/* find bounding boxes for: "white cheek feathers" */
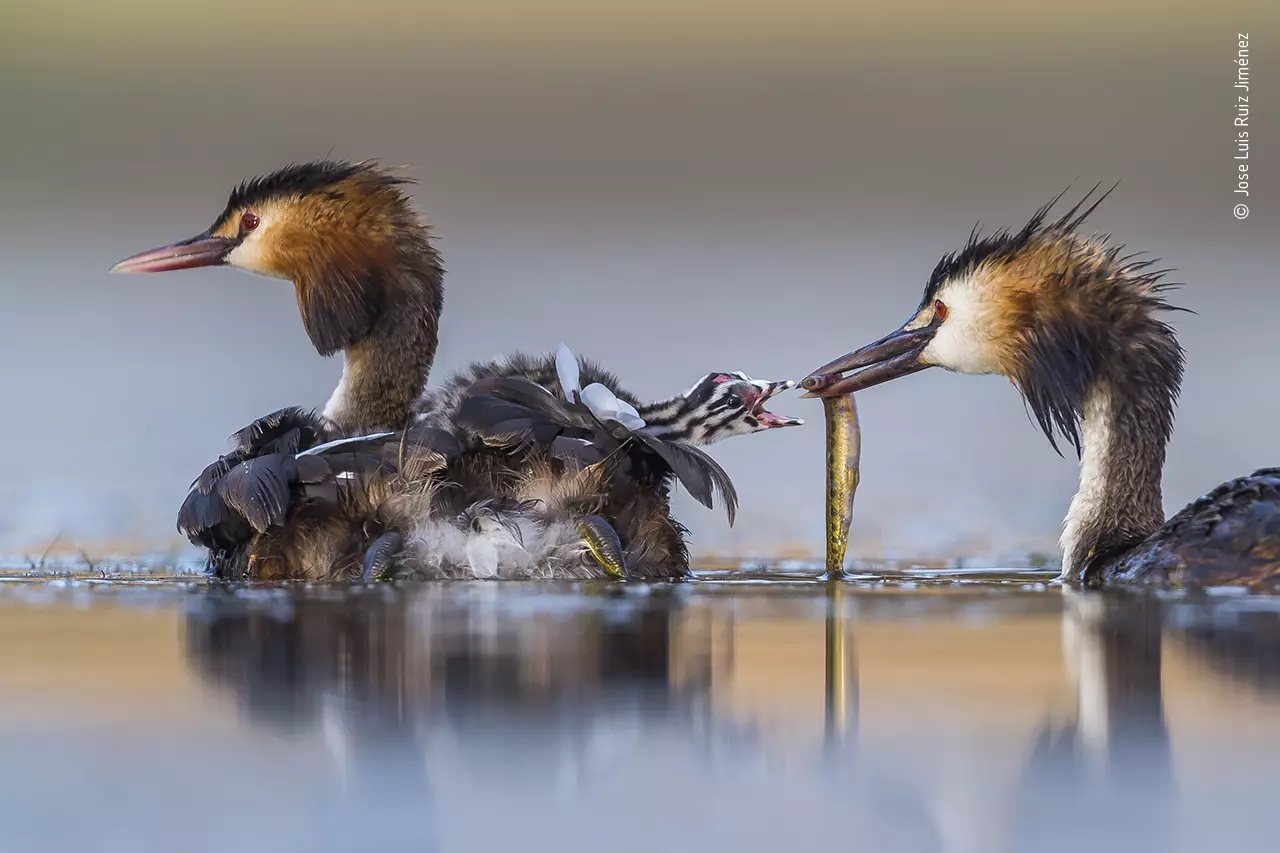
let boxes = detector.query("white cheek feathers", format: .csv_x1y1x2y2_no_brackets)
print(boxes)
922,322,1001,375
919,275,1004,375
224,213,288,280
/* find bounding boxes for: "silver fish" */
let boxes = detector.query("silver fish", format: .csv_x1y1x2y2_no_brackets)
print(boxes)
823,394,861,578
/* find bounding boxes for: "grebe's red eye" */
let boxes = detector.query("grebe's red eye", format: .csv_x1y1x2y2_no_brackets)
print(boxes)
934,299,949,322
240,212,260,232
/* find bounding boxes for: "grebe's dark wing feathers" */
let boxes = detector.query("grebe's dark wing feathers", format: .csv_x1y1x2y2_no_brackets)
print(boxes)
228,407,328,456
550,435,606,465
459,396,544,431
180,408,477,555
178,488,229,547
460,377,599,429
299,478,341,509
216,453,294,532
291,454,332,483
1101,469,1280,588
394,422,465,477
180,408,334,545
194,457,234,494
633,433,739,526
402,422,465,458
179,409,411,547
455,393,546,447
192,408,329,495
177,488,250,551
698,445,740,527
467,376,571,420
456,376,608,446
458,374,740,523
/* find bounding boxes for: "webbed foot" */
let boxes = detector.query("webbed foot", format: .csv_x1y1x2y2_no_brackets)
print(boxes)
362,531,405,582
578,515,628,580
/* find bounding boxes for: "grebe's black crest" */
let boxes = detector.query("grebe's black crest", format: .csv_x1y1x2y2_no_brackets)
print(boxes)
210,159,413,233
927,183,1185,457
921,181,1121,310
1003,186,1184,458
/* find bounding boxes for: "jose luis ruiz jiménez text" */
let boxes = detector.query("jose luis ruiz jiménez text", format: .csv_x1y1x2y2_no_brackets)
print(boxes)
1234,33,1250,197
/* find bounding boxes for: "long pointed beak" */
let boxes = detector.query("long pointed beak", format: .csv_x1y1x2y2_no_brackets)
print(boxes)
110,233,235,274
750,379,805,427
800,317,941,398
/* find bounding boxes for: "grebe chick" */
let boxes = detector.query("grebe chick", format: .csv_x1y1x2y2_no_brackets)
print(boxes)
191,349,803,581
371,348,802,580
803,185,1279,590
110,160,801,581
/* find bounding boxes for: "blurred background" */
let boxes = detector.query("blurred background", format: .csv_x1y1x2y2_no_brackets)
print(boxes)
1,0,1275,561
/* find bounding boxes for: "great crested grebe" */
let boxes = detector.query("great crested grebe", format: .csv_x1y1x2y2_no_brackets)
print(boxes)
803,186,1280,589
111,160,802,581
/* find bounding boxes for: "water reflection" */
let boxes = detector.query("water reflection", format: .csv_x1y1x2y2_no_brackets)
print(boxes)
1167,597,1280,695
184,585,724,830
179,582,938,850
185,583,867,767
824,580,857,746
178,582,1280,852
1011,591,1174,852
4,577,1280,851
187,584,714,734
1010,589,1280,853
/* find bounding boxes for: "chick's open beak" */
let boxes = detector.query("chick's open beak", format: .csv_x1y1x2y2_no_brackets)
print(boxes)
749,380,805,427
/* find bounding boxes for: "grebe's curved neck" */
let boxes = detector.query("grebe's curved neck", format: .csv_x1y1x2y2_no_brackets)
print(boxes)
321,253,444,434
1060,326,1182,582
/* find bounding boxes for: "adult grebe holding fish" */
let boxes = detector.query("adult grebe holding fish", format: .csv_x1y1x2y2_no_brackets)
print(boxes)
802,186,1280,589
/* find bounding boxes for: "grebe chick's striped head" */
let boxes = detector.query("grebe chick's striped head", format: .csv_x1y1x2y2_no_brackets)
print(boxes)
802,183,1185,453
641,372,805,447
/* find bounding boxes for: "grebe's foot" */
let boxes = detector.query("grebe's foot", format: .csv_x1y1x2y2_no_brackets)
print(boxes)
577,515,628,580
362,531,405,582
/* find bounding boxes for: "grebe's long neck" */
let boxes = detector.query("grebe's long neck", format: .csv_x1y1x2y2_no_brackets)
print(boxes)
1059,326,1182,582
322,257,444,434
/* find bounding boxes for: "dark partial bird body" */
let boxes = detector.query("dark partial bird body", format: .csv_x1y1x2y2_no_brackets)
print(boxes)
1097,468,1280,589
178,407,462,581
803,185,1278,590
114,159,802,582
413,352,719,579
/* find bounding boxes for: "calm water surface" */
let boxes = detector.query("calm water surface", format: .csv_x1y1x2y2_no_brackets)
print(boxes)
2,570,1278,852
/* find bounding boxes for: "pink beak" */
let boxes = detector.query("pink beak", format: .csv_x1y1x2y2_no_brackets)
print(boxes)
110,233,236,274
